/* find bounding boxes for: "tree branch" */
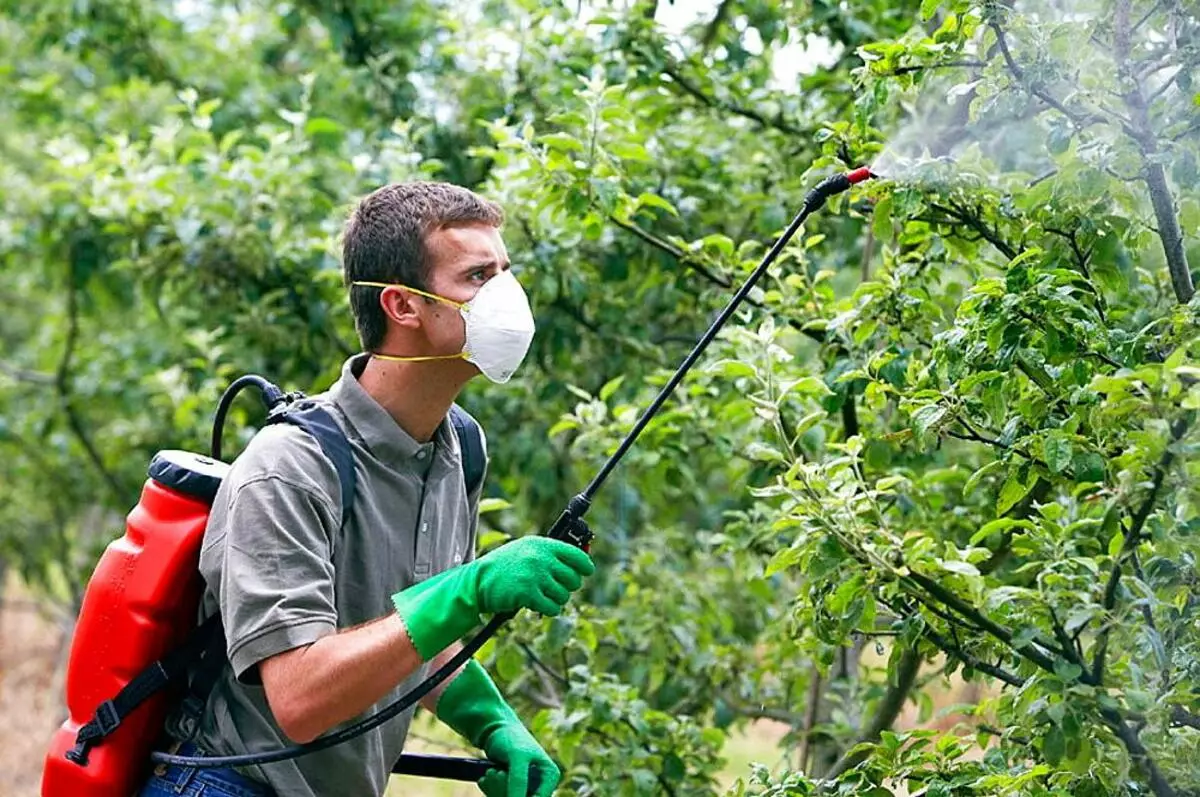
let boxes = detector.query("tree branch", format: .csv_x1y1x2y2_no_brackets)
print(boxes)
607,214,729,288
1112,0,1195,304
0,361,56,385
57,247,125,501
1092,415,1190,684
1042,224,1108,323
1101,707,1181,797
906,570,1066,673
928,202,1018,260
660,61,805,137
700,0,736,50
609,214,829,345
824,645,922,779
886,60,987,75
987,16,1110,131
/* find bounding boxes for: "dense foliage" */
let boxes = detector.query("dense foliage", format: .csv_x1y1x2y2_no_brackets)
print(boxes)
3,1,1198,795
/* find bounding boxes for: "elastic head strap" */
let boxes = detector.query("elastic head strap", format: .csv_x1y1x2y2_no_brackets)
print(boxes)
368,352,469,363
352,281,468,311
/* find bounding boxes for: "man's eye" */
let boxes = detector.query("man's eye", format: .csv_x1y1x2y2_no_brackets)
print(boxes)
469,269,488,281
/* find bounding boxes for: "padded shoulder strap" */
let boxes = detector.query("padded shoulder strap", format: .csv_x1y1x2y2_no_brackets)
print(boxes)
448,404,486,496
266,401,356,528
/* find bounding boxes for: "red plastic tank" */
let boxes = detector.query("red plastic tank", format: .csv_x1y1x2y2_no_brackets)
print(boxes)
42,450,227,797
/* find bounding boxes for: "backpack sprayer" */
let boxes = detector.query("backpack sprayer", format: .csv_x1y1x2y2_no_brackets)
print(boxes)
44,166,873,795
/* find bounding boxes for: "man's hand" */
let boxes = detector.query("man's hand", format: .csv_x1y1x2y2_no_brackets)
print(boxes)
477,722,559,797
433,660,561,797
392,537,594,661
472,536,594,617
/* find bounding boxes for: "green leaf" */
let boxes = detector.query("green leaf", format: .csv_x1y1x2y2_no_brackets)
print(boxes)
303,117,343,137
765,545,802,577
1072,451,1106,483
565,384,593,402
548,418,579,438
709,359,758,379
780,376,833,398
662,753,685,782
1054,660,1083,682
964,460,1004,496
495,643,523,680
539,132,583,152
911,403,948,435
478,498,511,514
1043,726,1066,765
635,192,678,217
997,469,1034,515
608,141,652,161
940,559,980,577
920,0,941,20
969,517,1030,545
700,233,736,257
872,195,894,240
1044,433,1073,474
598,375,625,402
745,442,785,463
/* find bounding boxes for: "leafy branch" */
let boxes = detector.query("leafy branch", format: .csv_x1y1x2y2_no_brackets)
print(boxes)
658,60,806,138
1111,0,1195,304
823,645,921,780
57,245,125,501
1091,415,1191,684
609,214,830,346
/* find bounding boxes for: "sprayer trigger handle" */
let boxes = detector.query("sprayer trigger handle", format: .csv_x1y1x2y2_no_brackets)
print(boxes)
545,509,593,552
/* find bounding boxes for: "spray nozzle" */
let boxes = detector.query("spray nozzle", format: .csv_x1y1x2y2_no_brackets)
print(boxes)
846,166,874,184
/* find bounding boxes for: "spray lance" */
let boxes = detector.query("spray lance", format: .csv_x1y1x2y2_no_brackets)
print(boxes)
150,166,875,787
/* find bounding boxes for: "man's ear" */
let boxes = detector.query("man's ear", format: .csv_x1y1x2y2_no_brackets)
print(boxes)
378,286,423,329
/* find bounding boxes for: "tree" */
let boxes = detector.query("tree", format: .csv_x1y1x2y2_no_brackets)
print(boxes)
1,0,1196,795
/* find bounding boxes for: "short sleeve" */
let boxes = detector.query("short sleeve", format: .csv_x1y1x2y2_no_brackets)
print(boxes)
201,471,341,683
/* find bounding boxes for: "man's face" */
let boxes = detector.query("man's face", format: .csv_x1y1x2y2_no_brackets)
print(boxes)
417,223,511,364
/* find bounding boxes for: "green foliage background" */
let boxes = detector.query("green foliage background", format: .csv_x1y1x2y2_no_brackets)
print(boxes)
2,1,1199,795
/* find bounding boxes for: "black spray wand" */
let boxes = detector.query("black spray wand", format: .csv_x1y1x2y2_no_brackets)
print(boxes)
150,166,875,785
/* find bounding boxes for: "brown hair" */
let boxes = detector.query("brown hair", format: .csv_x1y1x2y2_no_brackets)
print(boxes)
343,181,504,351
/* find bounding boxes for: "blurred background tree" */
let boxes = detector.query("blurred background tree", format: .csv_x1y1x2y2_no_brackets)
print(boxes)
2,0,1197,795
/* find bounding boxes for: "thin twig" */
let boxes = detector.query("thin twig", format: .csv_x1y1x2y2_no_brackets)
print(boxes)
57,249,125,500
660,62,805,137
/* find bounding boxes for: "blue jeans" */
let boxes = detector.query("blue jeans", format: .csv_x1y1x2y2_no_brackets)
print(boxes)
138,740,275,797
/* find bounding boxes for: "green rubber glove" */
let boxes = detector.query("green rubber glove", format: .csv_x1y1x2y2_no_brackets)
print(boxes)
392,536,594,660
436,660,560,797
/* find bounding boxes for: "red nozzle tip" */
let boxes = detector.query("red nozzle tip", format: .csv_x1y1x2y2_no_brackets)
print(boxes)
846,167,874,184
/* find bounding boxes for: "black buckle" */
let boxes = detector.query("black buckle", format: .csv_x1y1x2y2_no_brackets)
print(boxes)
94,699,122,736
267,391,311,423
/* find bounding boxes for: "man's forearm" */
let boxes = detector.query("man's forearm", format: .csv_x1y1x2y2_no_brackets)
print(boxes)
419,641,468,715
262,612,427,743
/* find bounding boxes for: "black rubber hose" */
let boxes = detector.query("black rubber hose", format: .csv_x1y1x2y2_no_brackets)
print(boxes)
210,375,284,461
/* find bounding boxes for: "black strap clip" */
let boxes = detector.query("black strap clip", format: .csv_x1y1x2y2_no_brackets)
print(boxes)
65,699,121,765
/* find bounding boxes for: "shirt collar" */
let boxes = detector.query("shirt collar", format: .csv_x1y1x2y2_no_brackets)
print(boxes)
329,354,450,467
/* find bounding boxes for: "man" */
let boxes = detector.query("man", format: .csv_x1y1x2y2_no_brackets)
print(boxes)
141,182,594,797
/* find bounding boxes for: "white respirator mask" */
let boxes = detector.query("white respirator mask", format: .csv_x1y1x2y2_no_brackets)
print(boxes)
353,269,536,383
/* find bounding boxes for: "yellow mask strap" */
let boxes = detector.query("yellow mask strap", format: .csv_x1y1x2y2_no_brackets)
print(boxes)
368,352,468,363
352,281,468,311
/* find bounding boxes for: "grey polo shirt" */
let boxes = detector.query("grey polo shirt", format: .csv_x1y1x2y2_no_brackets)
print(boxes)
169,354,484,797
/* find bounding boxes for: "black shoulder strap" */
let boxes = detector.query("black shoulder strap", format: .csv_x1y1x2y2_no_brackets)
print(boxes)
266,400,357,528
449,404,486,496
67,614,223,765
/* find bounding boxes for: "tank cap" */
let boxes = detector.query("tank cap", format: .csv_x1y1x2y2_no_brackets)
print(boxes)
148,450,230,503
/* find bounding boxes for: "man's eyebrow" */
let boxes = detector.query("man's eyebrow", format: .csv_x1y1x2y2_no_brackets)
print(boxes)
461,258,510,272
